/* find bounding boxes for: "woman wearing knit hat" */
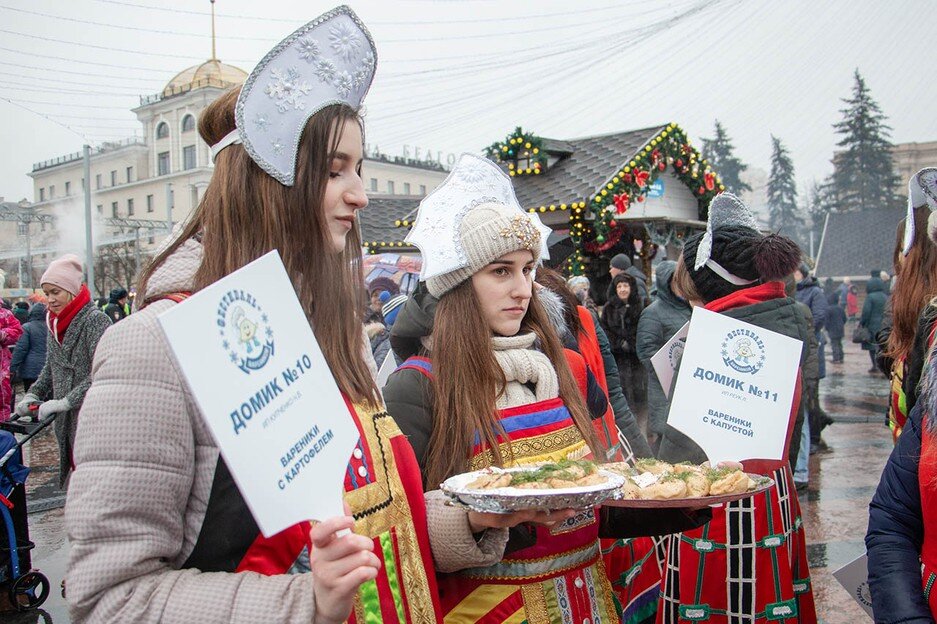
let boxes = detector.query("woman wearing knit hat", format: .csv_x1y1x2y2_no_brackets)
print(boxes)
656,193,817,622
14,254,109,483
65,9,444,624
867,167,937,621
385,154,710,624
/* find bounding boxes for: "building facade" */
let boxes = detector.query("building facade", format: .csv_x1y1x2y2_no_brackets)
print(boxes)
12,57,448,294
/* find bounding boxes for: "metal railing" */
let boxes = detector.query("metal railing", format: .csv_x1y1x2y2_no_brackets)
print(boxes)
139,76,242,106
32,137,147,172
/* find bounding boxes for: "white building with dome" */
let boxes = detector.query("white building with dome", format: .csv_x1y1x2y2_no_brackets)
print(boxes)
17,54,447,294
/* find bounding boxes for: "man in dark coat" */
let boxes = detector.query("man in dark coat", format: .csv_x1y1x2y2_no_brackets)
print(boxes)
103,287,130,323
635,261,691,453
794,264,834,452
825,291,847,363
607,253,649,304
861,272,889,373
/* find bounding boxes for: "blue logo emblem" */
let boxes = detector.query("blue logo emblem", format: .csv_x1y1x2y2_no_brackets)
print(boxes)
721,329,766,375
217,290,275,374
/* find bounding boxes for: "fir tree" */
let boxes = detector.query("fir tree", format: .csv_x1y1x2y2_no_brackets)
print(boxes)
767,135,803,239
701,120,752,194
832,70,900,211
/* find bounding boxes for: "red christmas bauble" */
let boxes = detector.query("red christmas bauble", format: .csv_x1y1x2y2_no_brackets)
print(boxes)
658,162,666,171
698,186,705,194
675,159,684,168
609,219,617,228
637,195,645,202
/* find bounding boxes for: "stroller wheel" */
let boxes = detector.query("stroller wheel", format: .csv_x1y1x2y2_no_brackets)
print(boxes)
9,570,50,611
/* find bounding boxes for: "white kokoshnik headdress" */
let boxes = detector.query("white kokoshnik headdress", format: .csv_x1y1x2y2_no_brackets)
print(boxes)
901,167,937,255
694,192,760,285
405,153,552,284
209,5,376,186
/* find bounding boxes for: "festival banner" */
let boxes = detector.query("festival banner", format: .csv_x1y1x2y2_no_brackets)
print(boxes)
158,251,359,536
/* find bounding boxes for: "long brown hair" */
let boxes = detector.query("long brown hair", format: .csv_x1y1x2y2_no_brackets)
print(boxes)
886,206,937,362
423,280,600,489
138,87,380,407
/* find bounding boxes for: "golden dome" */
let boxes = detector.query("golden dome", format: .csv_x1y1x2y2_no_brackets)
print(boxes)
162,59,247,98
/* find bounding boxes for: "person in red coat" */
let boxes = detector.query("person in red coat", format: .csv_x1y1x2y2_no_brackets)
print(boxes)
0,301,23,422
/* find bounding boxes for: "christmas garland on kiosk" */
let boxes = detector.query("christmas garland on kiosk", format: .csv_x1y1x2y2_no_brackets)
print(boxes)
485,127,548,177
566,123,723,275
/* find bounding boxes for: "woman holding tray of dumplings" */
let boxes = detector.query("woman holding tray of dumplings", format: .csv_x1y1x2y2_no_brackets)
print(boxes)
383,154,711,624
65,8,444,624
655,193,816,622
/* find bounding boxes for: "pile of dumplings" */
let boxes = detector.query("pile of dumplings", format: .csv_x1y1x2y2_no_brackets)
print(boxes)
604,459,760,500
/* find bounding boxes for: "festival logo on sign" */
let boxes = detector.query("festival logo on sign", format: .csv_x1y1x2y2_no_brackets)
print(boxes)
855,582,872,608
668,337,686,369
217,290,275,374
721,328,766,375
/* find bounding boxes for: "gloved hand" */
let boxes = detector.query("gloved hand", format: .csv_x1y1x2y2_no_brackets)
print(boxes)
38,398,70,419
14,393,40,417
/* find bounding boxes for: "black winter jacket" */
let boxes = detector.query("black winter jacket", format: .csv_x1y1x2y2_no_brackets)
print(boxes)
11,304,47,380
866,402,935,622
635,261,691,436
795,276,828,331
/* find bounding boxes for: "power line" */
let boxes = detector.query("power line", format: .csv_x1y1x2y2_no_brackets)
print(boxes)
0,70,160,90
0,62,162,83
0,96,88,141
0,45,177,73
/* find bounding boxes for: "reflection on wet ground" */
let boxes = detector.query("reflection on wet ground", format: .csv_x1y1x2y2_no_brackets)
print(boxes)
5,340,892,622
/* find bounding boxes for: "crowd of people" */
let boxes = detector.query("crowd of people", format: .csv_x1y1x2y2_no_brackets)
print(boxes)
0,6,932,624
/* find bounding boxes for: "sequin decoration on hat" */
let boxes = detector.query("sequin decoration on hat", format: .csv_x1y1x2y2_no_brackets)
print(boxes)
694,192,759,270
902,167,937,255
213,6,376,186
406,153,551,280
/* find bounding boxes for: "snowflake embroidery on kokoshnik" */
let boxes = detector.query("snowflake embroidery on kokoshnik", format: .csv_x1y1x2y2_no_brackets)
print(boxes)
265,68,311,113
271,138,285,155
314,58,337,84
334,71,353,97
360,52,375,71
253,113,271,132
329,22,361,61
352,66,369,88
296,37,320,62
499,215,540,251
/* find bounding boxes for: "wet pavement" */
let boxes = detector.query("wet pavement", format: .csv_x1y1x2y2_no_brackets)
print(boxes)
5,337,892,623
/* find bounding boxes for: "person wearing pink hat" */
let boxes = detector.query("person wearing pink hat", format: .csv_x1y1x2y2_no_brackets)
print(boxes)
14,253,111,486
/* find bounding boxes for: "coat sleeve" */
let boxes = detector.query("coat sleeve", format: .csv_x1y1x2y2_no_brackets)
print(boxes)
383,368,435,472
862,296,873,327
809,289,828,330
10,329,29,376
0,311,23,347
29,340,53,401
65,313,318,624
594,323,652,458
63,312,111,411
635,308,668,437
865,403,933,622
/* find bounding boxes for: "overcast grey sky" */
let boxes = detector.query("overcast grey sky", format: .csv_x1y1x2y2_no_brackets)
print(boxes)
0,0,934,203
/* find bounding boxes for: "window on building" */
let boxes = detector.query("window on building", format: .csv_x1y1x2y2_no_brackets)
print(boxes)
95,174,102,189
110,170,117,186
158,152,170,176
96,204,103,214
111,201,118,218
126,166,133,183
146,194,154,213
127,198,134,215
49,185,55,198
370,178,378,192
65,181,71,195
16,223,27,236
80,177,85,191
40,222,46,233
182,114,196,132
419,184,426,195
39,188,44,201
403,183,411,195
156,122,169,139
387,180,395,194
148,235,155,245
183,145,197,170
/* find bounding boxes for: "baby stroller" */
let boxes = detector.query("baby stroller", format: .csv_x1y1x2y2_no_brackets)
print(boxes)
0,408,54,612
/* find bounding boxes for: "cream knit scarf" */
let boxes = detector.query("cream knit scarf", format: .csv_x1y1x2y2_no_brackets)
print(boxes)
492,332,560,409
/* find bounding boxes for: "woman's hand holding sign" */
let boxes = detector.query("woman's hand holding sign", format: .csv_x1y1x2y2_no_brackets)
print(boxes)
309,505,382,624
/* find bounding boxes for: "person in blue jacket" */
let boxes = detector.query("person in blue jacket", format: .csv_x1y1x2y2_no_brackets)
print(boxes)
10,303,47,393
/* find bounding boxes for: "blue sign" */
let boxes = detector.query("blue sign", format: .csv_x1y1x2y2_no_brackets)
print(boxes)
647,179,665,198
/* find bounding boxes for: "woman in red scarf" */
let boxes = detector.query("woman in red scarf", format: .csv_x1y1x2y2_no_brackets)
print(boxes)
14,254,111,485
655,193,817,623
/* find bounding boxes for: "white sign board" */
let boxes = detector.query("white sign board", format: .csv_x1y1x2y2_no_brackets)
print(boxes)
832,554,874,618
158,251,359,537
666,307,802,464
651,321,689,399
377,350,396,389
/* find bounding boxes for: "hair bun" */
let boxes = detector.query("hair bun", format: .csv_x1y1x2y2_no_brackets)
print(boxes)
753,234,801,281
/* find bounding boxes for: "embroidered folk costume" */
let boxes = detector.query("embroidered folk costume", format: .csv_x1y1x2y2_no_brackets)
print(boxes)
656,194,817,623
